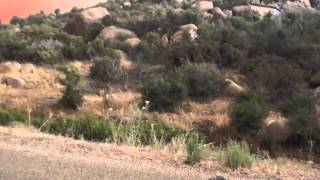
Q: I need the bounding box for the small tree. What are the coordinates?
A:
[180,63,225,98]
[90,55,122,83]
[231,91,268,131]
[142,71,188,112]
[59,67,83,110]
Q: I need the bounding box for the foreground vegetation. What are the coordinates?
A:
[0,105,260,168]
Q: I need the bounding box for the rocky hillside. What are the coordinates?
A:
[1,0,320,176]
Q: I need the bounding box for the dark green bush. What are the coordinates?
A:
[0,31,32,60]
[90,54,122,83]
[280,96,320,143]
[0,24,89,63]
[241,55,305,99]
[130,32,165,64]
[59,67,83,110]
[165,37,205,65]
[74,117,112,142]
[219,43,246,67]
[180,63,225,98]
[142,71,188,111]
[231,91,268,131]
[60,86,83,110]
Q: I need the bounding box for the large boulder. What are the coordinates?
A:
[179,24,198,32]
[171,8,185,16]
[171,24,198,43]
[309,71,320,87]
[174,0,185,4]
[232,5,251,15]
[315,99,320,117]
[123,1,132,8]
[0,61,22,73]
[250,5,280,16]
[161,34,169,47]
[2,76,26,88]
[212,7,228,19]
[124,37,141,48]
[98,26,137,43]
[286,0,312,9]
[139,65,166,79]
[21,63,36,73]
[194,1,214,12]
[65,7,109,38]
[263,112,291,142]
[115,50,134,70]
[80,7,109,23]
[314,86,320,97]
[225,79,246,96]
[223,10,233,17]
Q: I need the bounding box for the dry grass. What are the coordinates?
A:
[0,126,319,180]
[0,61,233,132]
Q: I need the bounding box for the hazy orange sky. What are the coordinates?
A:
[0,0,104,23]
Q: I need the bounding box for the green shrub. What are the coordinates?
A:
[130,32,165,63]
[46,116,75,136]
[142,71,188,111]
[74,117,112,142]
[0,108,15,126]
[0,107,26,126]
[0,31,32,60]
[241,55,305,98]
[0,24,89,62]
[186,133,205,164]
[90,54,122,83]
[111,119,186,146]
[231,91,268,131]
[31,117,47,128]
[87,38,108,57]
[60,83,83,110]
[218,141,254,169]
[59,67,83,110]
[180,63,225,98]
[280,96,320,143]
[36,48,63,63]
[219,43,246,67]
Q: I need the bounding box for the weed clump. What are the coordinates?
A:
[218,141,254,169]
[186,133,205,164]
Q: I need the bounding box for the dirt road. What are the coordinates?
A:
[0,126,214,180]
[0,126,319,180]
